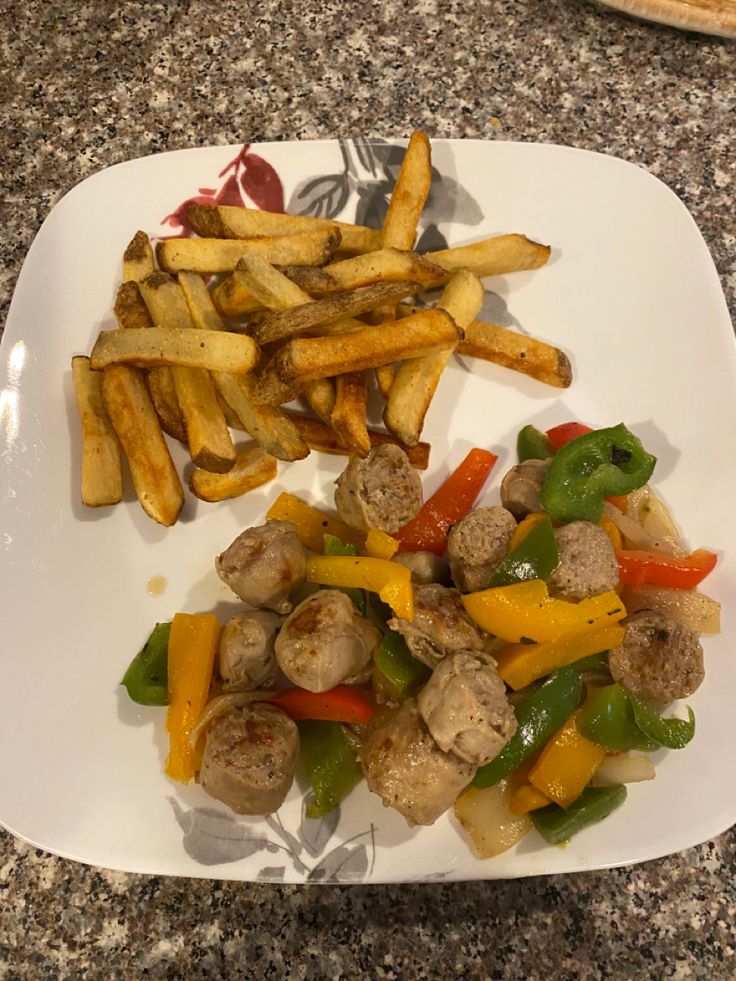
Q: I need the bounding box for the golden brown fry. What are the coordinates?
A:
[190,444,277,503]
[136,271,236,472]
[276,266,341,294]
[188,204,381,254]
[427,234,551,281]
[123,231,155,283]
[177,270,310,462]
[102,364,184,526]
[458,320,573,388]
[331,371,370,457]
[156,228,342,274]
[251,280,419,345]
[325,248,445,289]
[303,378,336,425]
[90,326,258,374]
[146,367,187,442]
[382,131,432,250]
[114,281,155,331]
[283,412,431,470]
[257,309,460,403]
[384,271,484,446]
[234,252,312,310]
[71,356,122,507]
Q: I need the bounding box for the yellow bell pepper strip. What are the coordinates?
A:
[494,623,626,691]
[305,555,413,620]
[528,708,606,809]
[508,512,549,551]
[266,491,364,553]
[599,515,623,551]
[616,548,717,591]
[462,579,627,645]
[166,612,221,783]
[509,782,553,816]
[365,528,400,560]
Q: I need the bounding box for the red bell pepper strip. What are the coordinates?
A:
[266,685,375,725]
[545,422,593,451]
[616,548,718,591]
[395,448,498,555]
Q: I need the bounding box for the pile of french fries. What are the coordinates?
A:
[72,131,570,527]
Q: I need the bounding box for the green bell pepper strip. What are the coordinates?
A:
[121,622,171,706]
[489,516,559,587]
[322,534,366,615]
[473,666,585,788]
[579,683,695,752]
[539,423,656,524]
[374,631,431,700]
[517,424,554,462]
[531,785,627,845]
[567,650,610,675]
[298,720,362,818]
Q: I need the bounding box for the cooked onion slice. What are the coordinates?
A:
[622,585,721,634]
[592,754,655,787]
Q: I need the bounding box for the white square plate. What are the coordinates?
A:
[1,139,734,882]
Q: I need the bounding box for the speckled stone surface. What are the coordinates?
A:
[1,0,734,977]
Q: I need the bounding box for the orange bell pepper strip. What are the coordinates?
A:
[395,447,498,555]
[616,548,717,591]
[365,528,400,560]
[495,623,626,691]
[528,708,606,809]
[267,685,375,725]
[166,612,221,783]
[305,555,413,620]
[462,579,627,645]
[266,492,364,553]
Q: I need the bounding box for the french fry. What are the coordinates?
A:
[177,270,310,462]
[257,308,461,403]
[251,280,419,345]
[458,320,573,388]
[427,234,551,281]
[147,367,187,442]
[114,281,155,331]
[123,231,155,282]
[137,273,236,472]
[276,266,341,294]
[325,248,445,289]
[156,228,342,274]
[71,356,122,507]
[374,133,432,398]
[303,378,336,425]
[331,371,370,457]
[382,131,432,251]
[188,204,381,255]
[384,271,484,446]
[283,412,431,469]
[190,444,277,502]
[90,326,258,374]
[102,365,184,526]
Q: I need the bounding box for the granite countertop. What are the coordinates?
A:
[1,0,734,977]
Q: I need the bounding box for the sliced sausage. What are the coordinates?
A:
[334,444,423,534]
[275,589,381,692]
[360,699,475,827]
[392,550,451,585]
[547,520,619,601]
[609,610,704,703]
[200,703,299,815]
[417,651,517,765]
[447,506,517,593]
[500,458,549,519]
[387,583,494,668]
[219,611,282,691]
[215,520,307,614]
